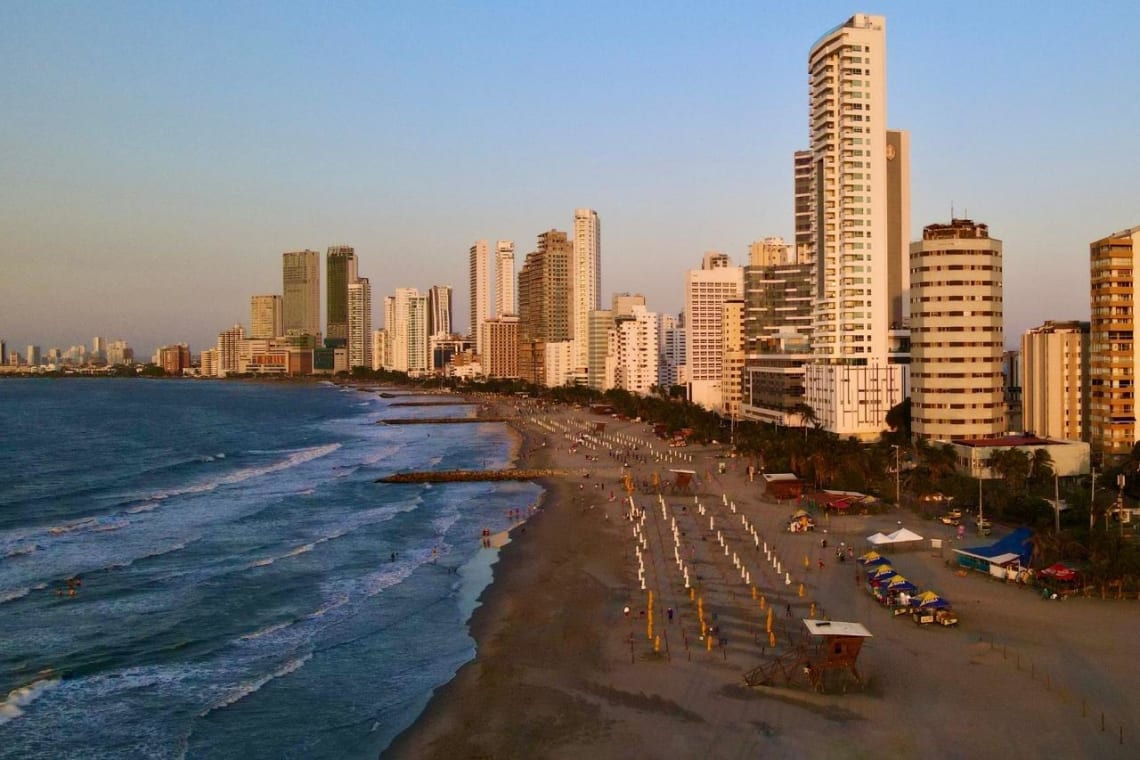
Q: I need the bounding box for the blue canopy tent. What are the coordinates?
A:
[953,527,1033,575]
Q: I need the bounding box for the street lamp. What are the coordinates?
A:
[890,444,901,506]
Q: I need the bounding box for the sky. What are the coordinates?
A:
[3,1,1140,357]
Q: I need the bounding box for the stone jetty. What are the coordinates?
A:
[376,469,570,484]
[376,417,505,425]
[387,401,478,407]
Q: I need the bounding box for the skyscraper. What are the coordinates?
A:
[802,14,908,439]
[572,209,601,373]
[469,241,489,356]
[250,295,284,339]
[517,230,574,386]
[347,278,372,369]
[217,324,245,377]
[388,288,429,374]
[326,245,357,346]
[282,250,321,338]
[910,219,1005,441]
[685,252,744,412]
[494,241,516,317]
[428,285,453,337]
[793,151,814,264]
[1089,225,1140,458]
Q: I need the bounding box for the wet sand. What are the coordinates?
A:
[383,404,1139,759]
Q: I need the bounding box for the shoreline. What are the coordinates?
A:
[382,401,1140,759]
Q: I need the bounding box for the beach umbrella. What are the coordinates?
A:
[858,550,882,564]
[911,590,950,608]
[862,555,892,568]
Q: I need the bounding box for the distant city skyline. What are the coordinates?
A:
[3,3,1140,355]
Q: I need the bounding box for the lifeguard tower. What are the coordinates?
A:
[744,619,872,693]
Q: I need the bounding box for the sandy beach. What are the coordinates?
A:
[383,402,1139,759]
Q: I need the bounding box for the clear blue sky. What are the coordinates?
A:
[3,1,1139,356]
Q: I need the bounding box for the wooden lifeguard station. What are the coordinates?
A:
[743,619,872,693]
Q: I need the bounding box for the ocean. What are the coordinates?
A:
[0,379,539,759]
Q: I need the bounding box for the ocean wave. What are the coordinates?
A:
[198,654,313,718]
[3,543,39,559]
[307,593,351,619]
[0,587,33,604]
[0,678,60,726]
[239,621,294,642]
[248,542,315,569]
[125,502,160,514]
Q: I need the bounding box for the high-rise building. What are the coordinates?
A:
[106,340,134,365]
[793,151,814,264]
[26,345,41,367]
[282,250,321,338]
[469,240,490,356]
[517,229,574,386]
[326,246,357,346]
[159,344,191,376]
[200,347,218,377]
[685,252,743,412]
[217,324,246,377]
[0,339,6,366]
[1022,321,1089,442]
[572,209,601,373]
[347,278,372,369]
[250,295,284,339]
[1089,225,1140,458]
[612,304,659,396]
[92,336,106,362]
[658,314,686,390]
[428,285,453,338]
[481,316,520,379]
[910,219,1005,441]
[371,329,388,372]
[721,299,746,418]
[749,237,790,268]
[802,14,908,439]
[494,241,516,317]
[386,288,429,374]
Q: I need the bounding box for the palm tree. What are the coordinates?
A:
[787,402,818,440]
[1029,448,1056,487]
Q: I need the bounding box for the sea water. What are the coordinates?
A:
[0,379,539,758]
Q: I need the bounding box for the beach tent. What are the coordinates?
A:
[1040,563,1079,582]
[863,555,892,568]
[910,591,951,609]
[858,550,883,564]
[867,566,897,583]
[866,532,891,546]
[954,527,1034,575]
[886,575,918,593]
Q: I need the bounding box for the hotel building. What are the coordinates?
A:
[1022,321,1090,442]
[1089,225,1140,458]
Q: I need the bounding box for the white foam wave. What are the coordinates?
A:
[307,593,350,619]
[3,543,39,559]
[0,678,60,726]
[199,653,313,718]
[148,443,343,504]
[126,502,160,514]
[249,542,315,569]
[239,621,294,642]
[0,587,32,604]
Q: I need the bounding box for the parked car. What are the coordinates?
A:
[940,509,963,526]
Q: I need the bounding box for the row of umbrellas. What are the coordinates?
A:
[858,551,951,609]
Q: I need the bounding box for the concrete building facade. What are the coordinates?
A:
[282,250,321,339]
[1022,321,1089,443]
[250,295,283,340]
[494,241,515,317]
[909,219,1005,441]
[347,278,372,369]
[325,245,356,345]
[685,252,743,412]
[572,209,601,376]
[1089,225,1140,458]
[469,240,489,356]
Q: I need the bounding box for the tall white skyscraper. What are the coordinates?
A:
[494,240,516,317]
[802,14,908,439]
[347,278,372,369]
[282,250,321,338]
[469,240,489,356]
[572,208,601,372]
[685,252,744,412]
[387,287,429,374]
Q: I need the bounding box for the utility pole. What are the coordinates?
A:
[1090,467,1097,531]
[890,444,901,506]
[1053,472,1061,533]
